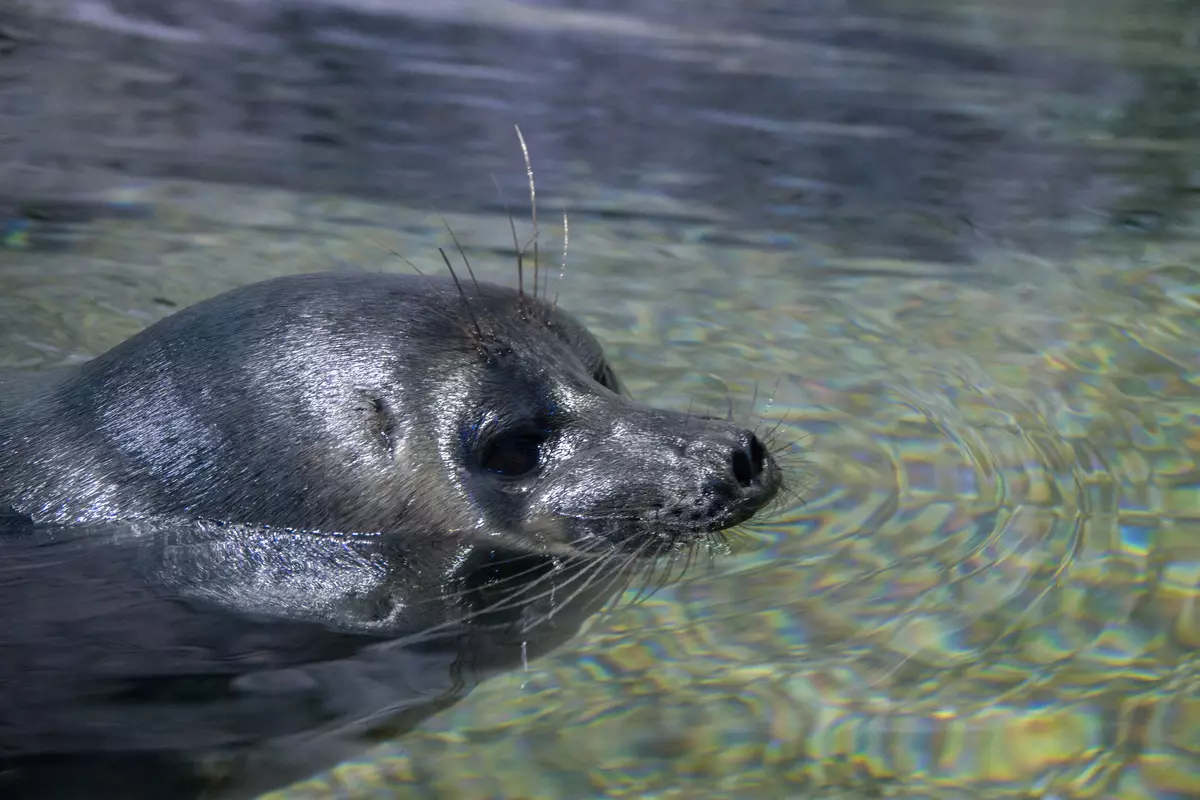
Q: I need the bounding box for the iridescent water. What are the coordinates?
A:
[1,0,1198,797]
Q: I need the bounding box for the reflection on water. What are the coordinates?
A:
[2,0,1199,797]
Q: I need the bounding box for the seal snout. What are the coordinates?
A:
[646,423,782,536]
[712,427,780,527]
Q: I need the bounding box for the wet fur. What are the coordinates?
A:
[0,138,788,798]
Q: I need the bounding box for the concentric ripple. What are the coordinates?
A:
[283,257,1200,800]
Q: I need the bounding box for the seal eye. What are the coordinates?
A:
[480,432,546,477]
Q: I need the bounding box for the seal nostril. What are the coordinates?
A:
[731,432,766,488]
[731,449,752,487]
[749,434,765,476]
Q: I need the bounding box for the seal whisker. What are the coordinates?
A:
[644,550,678,601]
[523,538,653,633]
[369,237,479,344]
[752,473,809,520]
[768,435,806,456]
[467,553,593,610]
[518,551,630,634]
[573,544,649,616]
[765,438,807,473]
[756,376,782,430]
[364,237,487,357]
[541,539,644,613]
[472,547,616,611]
[625,540,674,607]
[628,564,667,607]
[552,209,569,310]
[368,236,427,277]
[703,532,723,574]
[416,556,575,606]
[448,542,618,625]
[491,173,526,302]
[461,550,611,635]
[752,385,808,474]
[513,124,541,301]
[436,212,481,292]
[669,538,709,587]
[389,558,592,645]
[668,535,712,582]
[437,247,486,346]
[764,417,801,449]
[599,549,646,618]
[759,397,803,450]
[679,535,702,583]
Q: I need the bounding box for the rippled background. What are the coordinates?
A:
[2,0,1199,797]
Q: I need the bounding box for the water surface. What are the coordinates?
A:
[1,0,1198,797]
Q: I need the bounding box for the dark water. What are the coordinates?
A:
[4,0,1200,264]
[2,1,1199,798]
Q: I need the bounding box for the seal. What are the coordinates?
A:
[0,269,785,798]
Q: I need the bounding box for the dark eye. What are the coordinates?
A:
[480,432,546,477]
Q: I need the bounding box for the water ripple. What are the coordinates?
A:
[333,249,1200,799]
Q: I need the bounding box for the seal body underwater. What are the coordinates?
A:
[0,270,783,798]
